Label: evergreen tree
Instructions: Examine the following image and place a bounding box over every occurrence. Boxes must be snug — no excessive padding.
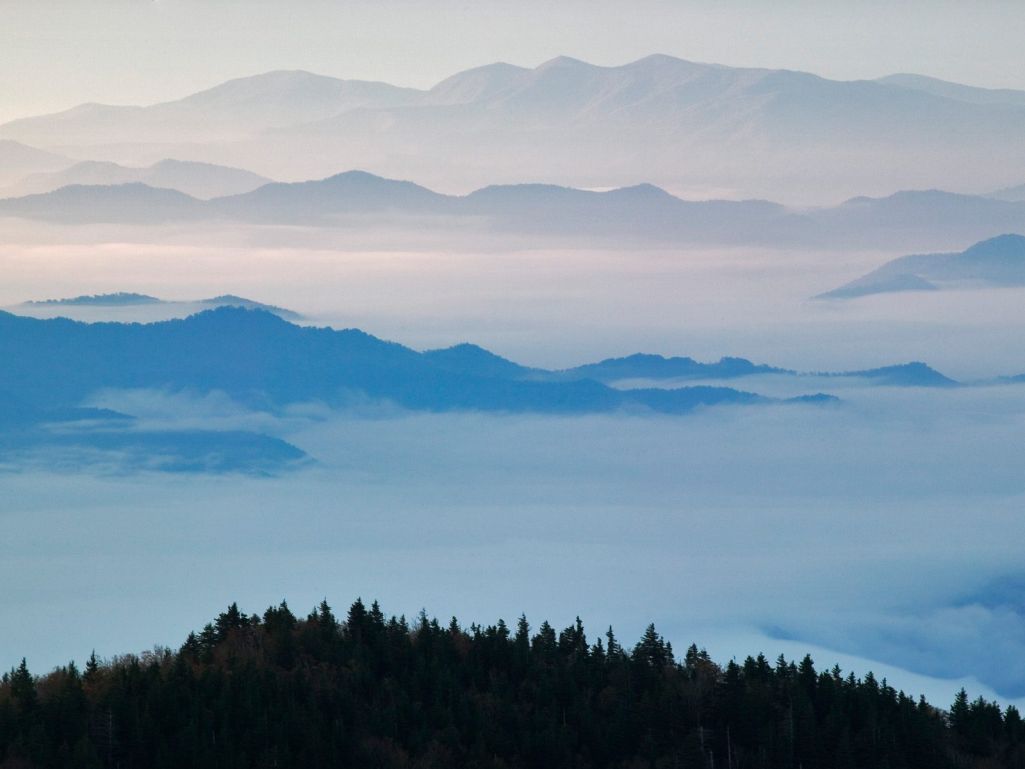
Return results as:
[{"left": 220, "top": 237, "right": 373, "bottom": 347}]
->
[{"left": 0, "top": 599, "right": 990, "bottom": 769}]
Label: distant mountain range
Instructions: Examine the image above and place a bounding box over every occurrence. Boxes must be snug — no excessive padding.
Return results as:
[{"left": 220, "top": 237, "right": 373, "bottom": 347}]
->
[
  {"left": 26, "top": 292, "right": 163, "bottom": 306},
  {"left": 2, "top": 307, "right": 997, "bottom": 472},
  {"left": 0, "top": 308, "right": 833, "bottom": 423},
  {"left": 3, "top": 56, "right": 1025, "bottom": 203},
  {"left": 21, "top": 292, "right": 302, "bottom": 319},
  {"left": 0, "top": 308, "right": 843, "bottom": 472},
  {"left": 2, "top": 170, "right": 1025, "bottom": 250},
  {"left": 421, "top": 346, "right": 957, "bottom": 388},
  {"left": 0, "top": 159, "right": 271, "bottom": 200},
  {"left": 818, "top": 234, "right": 1025, "bottom": 298}
]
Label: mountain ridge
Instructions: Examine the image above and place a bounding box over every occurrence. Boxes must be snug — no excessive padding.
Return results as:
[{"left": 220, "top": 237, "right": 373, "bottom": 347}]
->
[
  {"left": 0, "top": 307, "right": 832, "bottom": 421},
  {"left": 4, "top": 55, "right": 1025, "bottom": 202},
  {"left": 2, "top": 170, "right": 1024, "bottom": 249}
]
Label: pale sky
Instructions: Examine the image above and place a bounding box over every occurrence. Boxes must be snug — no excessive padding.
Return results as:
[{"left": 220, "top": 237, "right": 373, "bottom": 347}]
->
[{"left": 2, "top": 0, "right": 1025, "bottom": 124}]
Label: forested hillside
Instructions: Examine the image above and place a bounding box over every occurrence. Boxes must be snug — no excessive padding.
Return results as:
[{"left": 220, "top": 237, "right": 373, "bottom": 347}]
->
[{"left": 0, "top": 600, "right": 1019, "bottom": 768}]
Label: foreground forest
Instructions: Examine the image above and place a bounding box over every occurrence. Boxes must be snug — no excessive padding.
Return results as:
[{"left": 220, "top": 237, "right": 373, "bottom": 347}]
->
[{"left": 0, "top": 600, "right": 1020, "bottom": 769}]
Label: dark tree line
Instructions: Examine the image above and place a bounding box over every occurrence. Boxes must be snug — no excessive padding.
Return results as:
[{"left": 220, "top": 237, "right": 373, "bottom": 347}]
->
[{"left": 0, "top": 599, "right": 1022, "bottom": 768}]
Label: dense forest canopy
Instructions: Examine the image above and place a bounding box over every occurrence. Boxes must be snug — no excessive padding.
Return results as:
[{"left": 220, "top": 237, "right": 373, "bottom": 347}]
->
[{"left": 0, "top": 599, "right": 1020, "bottom": 769}]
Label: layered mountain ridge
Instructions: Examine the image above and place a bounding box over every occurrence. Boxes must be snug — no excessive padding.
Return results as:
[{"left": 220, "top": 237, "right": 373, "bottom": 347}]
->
[{"left": 4, "top": 56, "right": 1025, "bottom": 202}]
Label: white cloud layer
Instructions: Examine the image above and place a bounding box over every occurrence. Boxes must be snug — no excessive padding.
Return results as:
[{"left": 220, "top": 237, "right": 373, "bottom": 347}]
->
[{"left": 3, "top": 380, "right": 1025, "bottom": 710}]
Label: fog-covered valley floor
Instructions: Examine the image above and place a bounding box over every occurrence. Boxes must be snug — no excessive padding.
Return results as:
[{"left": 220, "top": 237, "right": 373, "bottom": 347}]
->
[{"left": 3, "top": 383, "right": 1025, "bottom": 709}]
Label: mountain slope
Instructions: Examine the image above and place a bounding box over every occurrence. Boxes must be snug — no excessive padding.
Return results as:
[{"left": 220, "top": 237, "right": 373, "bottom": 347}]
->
[
  {"left": 876, "top": 74, "right": 1025, "bottom": 108},
  {"left": 834, "top": 362, "right": 957, "bottom": 387},
  {"left": 0, "top": 70, "right": 421, "bottom": 146},
  {"left": 0, "top": 158, "right": 271, "bottom": 199},
  {"left": 421, "top": 343, "right": 533, "bottom": 380},
  {"left": 819, "top": 233, "right": 1025, "bottom": 298},
  {"left": 0, "top": 182, "right": 205, "bottom": 223},
  {"left": 211, "top": 170, "right": 453, "bottom": 221},
  {"left": 0, "top": 139, "right": 73, "bottom": 185}
]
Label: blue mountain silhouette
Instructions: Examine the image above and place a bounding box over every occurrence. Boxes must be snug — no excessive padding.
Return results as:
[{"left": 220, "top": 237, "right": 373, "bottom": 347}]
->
[
  {"left": 0, "top": 307, "right": 800, "bottom": 419},
  {"left": 819, "top": 233, "right": 1025, "bottom": 298}
]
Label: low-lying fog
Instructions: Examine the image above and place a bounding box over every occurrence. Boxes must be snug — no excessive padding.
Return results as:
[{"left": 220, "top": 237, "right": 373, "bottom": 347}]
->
[{"left": 3, "top": 381, "right": 1025, "bottom": 711}]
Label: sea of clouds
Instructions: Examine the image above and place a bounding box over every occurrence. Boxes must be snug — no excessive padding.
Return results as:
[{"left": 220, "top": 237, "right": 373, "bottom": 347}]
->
[{"left": 3, "top": 380, "right": 1025, "bottom": 710}]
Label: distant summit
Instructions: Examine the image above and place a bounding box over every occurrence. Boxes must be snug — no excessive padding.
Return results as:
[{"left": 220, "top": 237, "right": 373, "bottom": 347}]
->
[
  {"left": 818, "top": 234, "right": 1025, "bottom": 298},
  {"left": 0, "top": 158, "right": 271, "bottom": 200},
  {"left": 212, "top": 170, "right": 451, "bottom": 221},
  {"left": 26, "top": 292, "right": 162, "bottom": 306},
  {"left": 421, "top": 343, "right": 532, "bottom": 380},
  {"left": 18, "top": 292, "right": 302, "bottom": 320},
  {"left": 194, "top": 295, "right": 302, "bottom": 320},
  {"left": 548, "top": 354, "right": 790, "bottom": 383},
  {"left": 833, "top": 362, "right": 957, "bottom": 387}
]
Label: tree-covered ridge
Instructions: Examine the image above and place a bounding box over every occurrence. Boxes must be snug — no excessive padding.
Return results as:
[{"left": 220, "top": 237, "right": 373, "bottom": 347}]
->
[{"left": 0, "top": 599, "right": 1020, "bottom": 769}]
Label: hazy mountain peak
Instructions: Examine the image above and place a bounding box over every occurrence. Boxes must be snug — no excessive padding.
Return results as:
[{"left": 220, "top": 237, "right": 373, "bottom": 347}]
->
[
  {"left": 960, "top": 232, "right": 1025, "bottom": 259},
  {"left": 25, "top": 292, "right": 162, "bottom": 307},
  {"left": 840, "top": 362, "right": 957, "bottom": 387},
  {"left": 179, "top": 304, "right": 291, "bottom": 330},
  {"left": 620, "top": 53, "right": 724, "bottom": 75},
  {"left": 272, "top": 169, "right": 442, "bottom": 199},
  {"left": 421, "top": 343, "right": 529, "bottom": 379},
  {"left": 0, "top": 157, "right": 271, "bottom": 200},
  {"left": 321, "top": 169, "right": 399, "bottom": 184},
  {"left": 174, "top": 69, "right": 380, "bottom": 105},
  {"left": 536, "top": 55, "right": 593, "bottom": 71},
  {"left": 819, "top": 232, "right": 1025, "bottom": 299},
  {"left": 605, "top": 182, "right": 678, "bottom": 200}
]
